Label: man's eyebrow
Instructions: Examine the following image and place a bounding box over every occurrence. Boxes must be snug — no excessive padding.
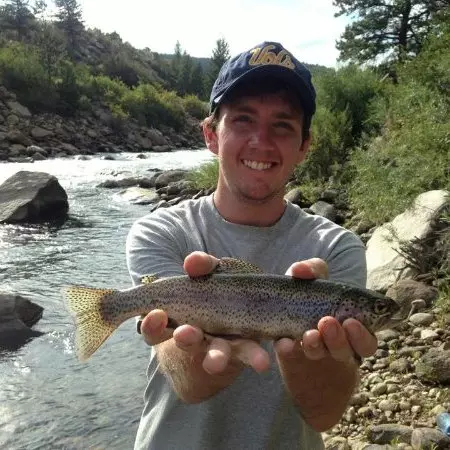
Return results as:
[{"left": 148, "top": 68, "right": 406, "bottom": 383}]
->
[{"left": 231, "top": 105, "right": 298, "bottom": 119}]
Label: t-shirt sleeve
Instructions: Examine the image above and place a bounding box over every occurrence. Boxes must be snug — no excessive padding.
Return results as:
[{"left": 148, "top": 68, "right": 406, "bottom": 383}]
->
[
  {"left": 126, "top": 210, "right": 187, "bottom": 286},
  {"left": 326, "top": 232, "right": 367, "bottom": 289}
]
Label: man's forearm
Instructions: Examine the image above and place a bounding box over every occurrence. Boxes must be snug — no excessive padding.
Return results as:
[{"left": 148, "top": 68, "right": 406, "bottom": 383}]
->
[
  {"left": 278, "top": 351, "right": 359, "bottom": 432},
  {"left": 155, "top": 339, "right": 243, "bottom": 403}
]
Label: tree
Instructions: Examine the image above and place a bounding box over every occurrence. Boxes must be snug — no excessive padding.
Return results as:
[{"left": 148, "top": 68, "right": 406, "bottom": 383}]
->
[
  {"left": 334, "top": 0, "right": 450, "bottom": 65},
  {"left": 54, "top": 0, "right": 84, "bottom": 59},
  {"left": 191, "top": 62, "right": 205, "bottom": 99},
  {"left": 0, "top": 0, "right": 35, "bottom": 41},
  {"left": 205, "top": 37, "right": 230, "bottom": 95}
]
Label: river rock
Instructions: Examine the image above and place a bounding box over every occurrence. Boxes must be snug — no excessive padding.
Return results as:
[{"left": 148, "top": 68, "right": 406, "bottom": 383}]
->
[
  {"left": 386, "top": 280, "right": 438, "bottom": 307},
  {"left": 416, "top": 348, "right": 450, "bottom": 384},
  {"left": 154, "top": 170, "right": 188, "bottom": 188},
  {"left": 367, "top": 424, "right": 413, "bottom": 445},
  {"left": 366, "top": 190, "right": 449, "bottom": 291},
  {"left": 6, "top": 129, "right": 32, "bottom": 146},
  {"left": 31, "top": 126, "right": 53, "bottom": 139},
  {"left": 6, "top": 100, "right": 31, "bottom": 117},
  {"left": 408, "top": 312, "right": 434, "bottom": 326},
  {"left": 284, "top": 187, "right": 309, "bottom": 207},
  {"left": 147, "top": 128, "right": 168, "bottom": 146},
  {"left": 0, "top": 170, "right": 69, "bottom": 223},
  {"left": 0, "top": 292, "right": 44, "bottom": 350},
  {"left": 411, "top": 427, "right": 450, "bottom": 449},
  {"left": 310, "top": 200, "right": 337, "bottom": 222},
  {"left": 118, "top": 187, "right": 158, "bottom": 205}
]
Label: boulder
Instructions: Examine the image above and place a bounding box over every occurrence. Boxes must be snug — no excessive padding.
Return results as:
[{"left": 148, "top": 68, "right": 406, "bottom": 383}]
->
[
  {"left": 0, "top": 171, "right": 69, "bottom": 223},
  {"left": 154, "top": 170, "right": 188, "bottom": 188},
  {"left": 31, "top": 126, "right": 54, "bottom": 139},
  {"left": 415, "top": 348, "right": 450, "bottom": 384},
  {"left": 6, "top": 130, "right": 32, "bottom": 146},
  {"left": 117, "top": 187, "right": 158, "bottom": 205},
  {"left": 310, "top": 200, "right": 337, "bottom": 222},
  {"left": 366, "top": 190, "right": 449, "bottom": 291},
  {"left": 0, "top": 293, "right": 43, "bottom": 351},
  {"left": 411, "top": 427, "right": 450, "bottom": 449},
  {"left": 6, "top": 100, "right": 31, "bottom": 117}
]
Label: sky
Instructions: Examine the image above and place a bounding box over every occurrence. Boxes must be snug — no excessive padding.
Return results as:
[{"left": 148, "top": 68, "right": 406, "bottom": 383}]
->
[{"left": 73, "top": 0, "right": 349, "bottom": 68}]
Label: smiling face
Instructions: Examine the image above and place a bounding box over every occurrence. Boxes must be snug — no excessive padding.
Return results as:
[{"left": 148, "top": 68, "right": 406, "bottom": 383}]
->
[{"left": 203, "top": 86, "right": 311, "bottom": 224}]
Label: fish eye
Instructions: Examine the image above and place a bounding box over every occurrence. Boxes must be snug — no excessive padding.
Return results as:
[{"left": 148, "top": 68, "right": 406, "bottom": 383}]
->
[{"left": 373, "top": 299, "right": 388, "bottom": 315}]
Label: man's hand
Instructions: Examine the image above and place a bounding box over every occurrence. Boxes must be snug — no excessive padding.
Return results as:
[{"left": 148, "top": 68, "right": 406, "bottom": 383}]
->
[
  {"left": 139, "top": 251, "right": 270, "bottom": 375},
  {"left": 274, "top": 259, "right": 378, "bottom": 363}
]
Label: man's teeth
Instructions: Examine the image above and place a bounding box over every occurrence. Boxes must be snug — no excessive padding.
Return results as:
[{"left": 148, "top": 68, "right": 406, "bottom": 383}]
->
[{"left": 243, "top": 160, "right": 273, "bottom": 171}]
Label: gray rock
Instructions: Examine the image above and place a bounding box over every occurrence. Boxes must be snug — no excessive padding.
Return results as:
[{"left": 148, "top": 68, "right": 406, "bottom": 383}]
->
[
  {"left": 378, "top": 399, "right": 399, "bottom": 412},
  {"left": 0, "top": 170, "right": 68, "bottom": 223},
  {"left": 371, "top": 382, "right": 388, "bottom": 395},
  {"left": 411, "top": 427, "right": 450, "bottom": 449},
  {"left": 389, "top": 357, "right": 413, "bottom": 373},
  {"left": 6, "top": 114, "right": 19, "bottom": 125},
  {"left": 416, "top": 348, "right": 450, "bottom": 384},
  {"left": 376, "top": 329, "right": 400, "bottom": 342},
  {"left": 147, "top": 128, "right": 168, "bottom": 146},
  {"left": 350, "top": 392, "right": 371, "bottom": 406},
  {"left": 284, "top": 187, "right": 309, "bottom": 207},
  {"left": 152, "top": 145, "right": 171, "bottom": 152},
  {"left": 154, "top": 170, "right": 188, "bottom": 188},
  {"left": 420, "top": 329, "right": 439, "bottom": 341},
  {"left": 0, "top": 292, "right": 44, "bottom": 351},
  {"left": 117, "top": 187, "right": 158, "bottom": 205},
  {"left": 366, "top": 190, "right": 449, "bottom": 291},
  {"left": 367, "top": 424, "right": 413, "bottom": 445},
  {"left": 325, "top": 436, "right": 350, "bottom": 449},
  {"left": 31, "top": 126, "right": 53, "bottom": 139},
  {"left": 59, "top": 142, "right": 79, "bottom": 154},
  {"left": 6, "top": 100, "right": 31, "bottom": 117},
  {"left": 310, "top": 200, "right": 337, "bottom": 222},
  {"left": 6, "top": 130, "right": 32, "bottom": 146},
  {"left": 409, "top": 312, "right": 435, "bottom": 326},
  {"left": 387, "top": 281, "right": 438, "bottom": 308}
]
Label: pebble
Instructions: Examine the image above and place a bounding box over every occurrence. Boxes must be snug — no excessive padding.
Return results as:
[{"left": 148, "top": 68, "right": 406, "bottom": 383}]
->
[
  {"left": 409, "top": 312, "right": 434, "bottom": 326},
  {"left": 421, "top": 329, "right": 439, "bottom": 340},
  {"left": 371, "top": 383, "right": 388, "bottom": 396}
]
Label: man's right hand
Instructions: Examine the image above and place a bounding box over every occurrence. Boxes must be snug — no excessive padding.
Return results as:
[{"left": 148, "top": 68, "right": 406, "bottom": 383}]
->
[{"left": 140, "top": 251, "right": 271, "bottom": 375}]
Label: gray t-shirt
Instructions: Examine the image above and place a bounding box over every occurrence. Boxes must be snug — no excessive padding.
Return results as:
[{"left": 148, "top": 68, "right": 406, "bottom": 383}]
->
[{"left": 126, "top": 195, "right": 366, "bottom": 450}]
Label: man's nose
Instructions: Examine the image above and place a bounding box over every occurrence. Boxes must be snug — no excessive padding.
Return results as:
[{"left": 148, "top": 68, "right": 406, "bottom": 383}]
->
[{"left": 248, "top": 125, "right": 274, "bottom": 150}]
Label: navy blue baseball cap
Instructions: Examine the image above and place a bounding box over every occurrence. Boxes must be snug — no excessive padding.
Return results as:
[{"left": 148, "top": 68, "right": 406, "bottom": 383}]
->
[{"left": 209, "top": 41, "right": 316, "bottom": 118}]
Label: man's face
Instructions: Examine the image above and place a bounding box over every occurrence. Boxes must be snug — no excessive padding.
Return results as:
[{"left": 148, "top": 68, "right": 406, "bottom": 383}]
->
[{"left": 204, "top": 93, "right": 310, "bottom": 204}]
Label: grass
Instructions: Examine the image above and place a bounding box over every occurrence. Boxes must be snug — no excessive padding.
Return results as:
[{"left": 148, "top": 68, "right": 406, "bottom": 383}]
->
[{"left": 186, "top": 158, "right": 219, "bottom": 190}]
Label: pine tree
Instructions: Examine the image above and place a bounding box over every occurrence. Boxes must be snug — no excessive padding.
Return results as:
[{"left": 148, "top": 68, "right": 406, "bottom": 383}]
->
[
  {"left": 334, "top": 0, "right": 450, "bottom": 65},
  {"left": 179, "top": 51, "right": 193, "bottom": 95},
  {"left": 54, "top": 0, "right": 84, "bottom": 59},
  {"left": 205, "top": 38, "right": 230, "bottom": 96},
  {"left": 191, "top": 62, "right": 205, "bottom": 99},
  {"left": 0, "top": 0, "right": 34, "bottom": 41}
]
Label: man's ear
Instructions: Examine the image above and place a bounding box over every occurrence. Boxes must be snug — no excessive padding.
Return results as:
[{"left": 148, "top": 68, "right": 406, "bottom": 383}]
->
[
  {"left": 203, "top": 122, "right": 218, "bottom": 155},
  {"left": 296, "top": 131, "right": 312, "bottom": 164}
]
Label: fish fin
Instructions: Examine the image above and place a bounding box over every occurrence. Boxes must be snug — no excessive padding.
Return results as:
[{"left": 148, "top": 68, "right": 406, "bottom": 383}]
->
[
  {"left": 215, "top": 257, "right": 264, "bottom": 274},
  {"left": 62, "top": 286, "right": 117, "bottom": 362},
  {"left": 140, "top": 274, "right": 159, "bottom": 285}
]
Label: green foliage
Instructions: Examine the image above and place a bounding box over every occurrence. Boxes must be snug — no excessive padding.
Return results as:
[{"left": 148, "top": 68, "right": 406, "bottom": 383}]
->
[
  {"left": 334, "top": 0, "right": 449, "bottom": 65},
  {"left": 54, "top": 0, "right": 84, "bottom": 58},
  {"left": 56, "top": 60, "right": 80, "bottom": 114},
  {"left": 295, "top": 65, "right": 383, "bottom": 183},
  {"left": 0, "top": 0, "right": 35, "bottom": 41},
  {"left": 187, "top": 158, "right": 219, "bottom": 190},
  {"left": 182, "top": 95, "right": 208, "bottom": 119},
  {"left": 348, "top": 80, "right": 449, "bottom": 223},
  {"left": 205, "top": 38, "right": 230, "bottom": 96},
  {"left": 0, "top": 42, "right": 56, "bottom": 108}
]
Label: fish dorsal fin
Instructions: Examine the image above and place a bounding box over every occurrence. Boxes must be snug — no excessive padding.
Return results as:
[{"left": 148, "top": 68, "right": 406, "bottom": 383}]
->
[
  {"left": 140, "top": 274, "right": 159, "bottom": 285},
  {"left": 214, "top": 257, "right": 264, "bottom": 274}
]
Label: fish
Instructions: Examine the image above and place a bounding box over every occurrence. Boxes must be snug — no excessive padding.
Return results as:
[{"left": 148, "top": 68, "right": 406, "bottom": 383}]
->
[{"left": 62, "top": 257, "right": 402, "bottom": 361}]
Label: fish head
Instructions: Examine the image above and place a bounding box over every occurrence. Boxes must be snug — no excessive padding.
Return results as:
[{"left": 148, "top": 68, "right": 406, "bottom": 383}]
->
[{"left": 334, "top": 289, "right": 403, "bottom": 334}]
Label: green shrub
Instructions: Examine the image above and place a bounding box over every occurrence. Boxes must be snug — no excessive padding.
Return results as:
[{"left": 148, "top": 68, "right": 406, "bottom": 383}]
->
[
  {"left": 187, "top": 158, "right": 218, "bottom": 190},
  {"left": 183, "top": 94, "right": 208, "bottom": 119},
  {"left": 348, "top": 80, "right": 449, "bottom": 224},
  {"left": 0, "top": 42, "right": 57, "bottom": 109}
]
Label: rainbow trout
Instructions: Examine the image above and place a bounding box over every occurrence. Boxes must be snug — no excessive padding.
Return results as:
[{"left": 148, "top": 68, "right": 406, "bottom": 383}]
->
[{"left": 63, "top": 258, "right": 402, "bottom": 361}]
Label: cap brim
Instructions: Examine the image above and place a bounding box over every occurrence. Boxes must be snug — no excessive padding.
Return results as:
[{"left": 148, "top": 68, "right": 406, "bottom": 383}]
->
[{"left": 211, "top": 65, "right": 315, "bottom": 115}]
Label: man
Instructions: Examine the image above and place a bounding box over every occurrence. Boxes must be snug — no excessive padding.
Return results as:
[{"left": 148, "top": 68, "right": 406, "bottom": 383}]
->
[{"left": 126, "top": 41, "right": 377, "bottom": 450}]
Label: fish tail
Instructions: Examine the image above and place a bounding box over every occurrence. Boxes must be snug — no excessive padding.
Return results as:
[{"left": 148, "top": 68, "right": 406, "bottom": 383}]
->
[{"left": 62, "top": 286, "right": 117, "bottom": 362}]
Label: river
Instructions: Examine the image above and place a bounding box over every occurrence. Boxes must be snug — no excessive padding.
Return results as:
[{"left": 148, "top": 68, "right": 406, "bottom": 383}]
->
[{"left": 0, "top": 149, "right": 213, "bottom": 450}]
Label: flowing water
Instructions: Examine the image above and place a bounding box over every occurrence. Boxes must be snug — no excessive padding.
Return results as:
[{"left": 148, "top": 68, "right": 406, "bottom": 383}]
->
[{"left": 0, "top": 149, "right": 213, "bottom": 450}]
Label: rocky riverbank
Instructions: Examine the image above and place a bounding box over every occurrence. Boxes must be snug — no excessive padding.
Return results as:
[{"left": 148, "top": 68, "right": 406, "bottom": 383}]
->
[{"left": 0, "top": 85, "right": 204, "bottom": 162}]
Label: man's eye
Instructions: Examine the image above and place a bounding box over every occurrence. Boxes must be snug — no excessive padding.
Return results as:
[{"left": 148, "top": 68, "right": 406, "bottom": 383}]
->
[
  {"left": 274, "top": 122, "right": 294, "bottom": 131},
  {"left": 234, "top": 115, "right": 252, "bottom": 123}
]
